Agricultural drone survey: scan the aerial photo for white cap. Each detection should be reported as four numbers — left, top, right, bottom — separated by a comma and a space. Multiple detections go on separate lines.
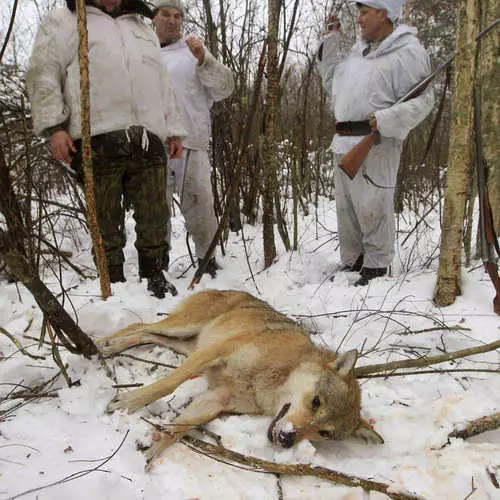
153, 0, 185, 16
358, 0, 406, 22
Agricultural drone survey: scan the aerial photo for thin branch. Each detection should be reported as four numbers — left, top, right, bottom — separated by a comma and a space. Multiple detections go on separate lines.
0, 0, 19, 63
446, 411, 500, 443
0, 327, 46, 360
181, 436, 424, 500
5, 431, 129, 500
115, 353, 179, 369
355, 338, 500, 377
394, 325, 470, 336
360, 368, 500, 379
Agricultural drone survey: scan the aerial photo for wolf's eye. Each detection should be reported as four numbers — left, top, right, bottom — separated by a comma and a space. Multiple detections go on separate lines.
312, 396, 321, 411
319, 430, 332, 438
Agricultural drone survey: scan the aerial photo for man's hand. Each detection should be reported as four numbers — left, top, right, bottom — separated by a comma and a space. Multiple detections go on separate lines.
369, 113, 378, 132
186, 37, 205, 64
49, 130, 76, 164
168, 136, 183, 159
323, 15, 341, 35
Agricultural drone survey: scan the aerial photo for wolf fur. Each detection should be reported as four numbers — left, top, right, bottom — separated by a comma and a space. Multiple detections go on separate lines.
97, 289, 383, 467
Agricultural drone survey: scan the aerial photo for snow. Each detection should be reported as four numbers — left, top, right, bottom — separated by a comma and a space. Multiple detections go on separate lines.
1, 198, 500, 500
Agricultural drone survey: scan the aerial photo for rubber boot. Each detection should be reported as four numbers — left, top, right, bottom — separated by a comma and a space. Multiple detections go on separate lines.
354, 267, 387, 287
198, 256, 220, 278
108, 263, 126, 283
330, 254, 364, 281
139, 254, 177, 298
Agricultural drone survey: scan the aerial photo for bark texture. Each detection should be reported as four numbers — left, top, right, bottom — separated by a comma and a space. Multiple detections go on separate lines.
77, 0, 111, 299
262, 0, 281, 268
478, 0, 500, 234
434, 0, 479, 307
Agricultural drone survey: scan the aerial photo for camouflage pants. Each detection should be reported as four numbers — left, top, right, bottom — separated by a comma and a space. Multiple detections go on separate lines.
71, 128, 169, 267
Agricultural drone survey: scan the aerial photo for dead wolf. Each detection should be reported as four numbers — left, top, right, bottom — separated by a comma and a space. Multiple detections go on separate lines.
97, 289, 383, 467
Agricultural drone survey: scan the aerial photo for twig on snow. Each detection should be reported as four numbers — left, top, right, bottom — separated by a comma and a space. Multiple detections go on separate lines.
181, 436, 424, 500
359, 368, 500, 379
355, 338, 500, 377
0, 327, 45, 360
445, 411, 500, 444
5, 431, 130, 500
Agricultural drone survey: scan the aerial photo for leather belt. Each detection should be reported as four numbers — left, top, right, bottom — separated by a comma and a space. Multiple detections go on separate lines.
335, 120, 372, 136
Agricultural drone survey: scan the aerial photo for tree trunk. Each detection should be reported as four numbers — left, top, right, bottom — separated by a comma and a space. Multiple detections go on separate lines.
76, 0, 111, 299
262, 0, 281, 268
203, 0, 218, 57
478, 0, 500, 234
434, 0, 479, 307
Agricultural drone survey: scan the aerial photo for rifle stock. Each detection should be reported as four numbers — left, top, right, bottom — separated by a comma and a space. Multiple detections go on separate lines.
339, 132, 379, 179
338, 19, 500, 183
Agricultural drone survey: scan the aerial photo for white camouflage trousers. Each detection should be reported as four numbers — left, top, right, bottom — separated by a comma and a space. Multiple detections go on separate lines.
334, 139, 402, 269
166, 149, 218, 259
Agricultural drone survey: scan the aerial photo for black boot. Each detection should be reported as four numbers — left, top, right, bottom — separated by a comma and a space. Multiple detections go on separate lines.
198, 256, 220, 278
330, 254, 363, 281
147, 270, 178, 298
354, 267, 387, 287
339, 254, 364, 272
139, 254, 177, 298
108, 263, 126, 283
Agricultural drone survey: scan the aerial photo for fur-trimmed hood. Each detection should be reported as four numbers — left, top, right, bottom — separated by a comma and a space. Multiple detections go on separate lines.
65, 0, 154, 19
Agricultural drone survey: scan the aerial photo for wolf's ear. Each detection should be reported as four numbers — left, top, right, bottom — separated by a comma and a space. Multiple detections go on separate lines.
329, 349, 358, 376
355, 418, 384, 444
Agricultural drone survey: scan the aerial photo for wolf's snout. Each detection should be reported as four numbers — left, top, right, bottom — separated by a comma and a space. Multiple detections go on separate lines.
277, 429, 296, 448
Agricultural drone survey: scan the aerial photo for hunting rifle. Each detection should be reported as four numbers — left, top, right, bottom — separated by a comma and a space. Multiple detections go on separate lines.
474, 86, 500, 315
339, 18, 500, 180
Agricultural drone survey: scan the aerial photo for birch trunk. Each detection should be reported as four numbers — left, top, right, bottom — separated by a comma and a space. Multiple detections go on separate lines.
434, 0, 479, 307
478, 0, 500, 234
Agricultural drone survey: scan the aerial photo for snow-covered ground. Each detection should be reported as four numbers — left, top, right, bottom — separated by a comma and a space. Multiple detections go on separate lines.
1, 197, 500, 500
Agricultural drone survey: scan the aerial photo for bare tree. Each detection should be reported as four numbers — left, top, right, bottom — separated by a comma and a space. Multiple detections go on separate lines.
434, 0, 479, 307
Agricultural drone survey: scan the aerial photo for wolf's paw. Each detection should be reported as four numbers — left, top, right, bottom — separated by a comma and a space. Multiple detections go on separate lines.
94, 337, 121, 356
106, 390, 147, 414
144, 433, 176, 471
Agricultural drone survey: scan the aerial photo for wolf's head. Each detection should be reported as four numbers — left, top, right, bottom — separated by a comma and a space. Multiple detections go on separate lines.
268, 349, 383, 448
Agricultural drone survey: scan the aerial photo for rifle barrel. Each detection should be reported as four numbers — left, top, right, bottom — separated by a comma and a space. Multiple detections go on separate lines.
397, 18, 499, 105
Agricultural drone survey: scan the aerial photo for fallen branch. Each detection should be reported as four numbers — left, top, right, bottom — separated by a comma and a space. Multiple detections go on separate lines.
355, 338, 500, 377
0, 327, 45, 360
116, 353, 179, 369
394, 325, 470, 336
111, 383, 144, 389
8, 392, 57, 400
360, 368, 500, 379
447, 411, 500, 442
181, 436, 424, 500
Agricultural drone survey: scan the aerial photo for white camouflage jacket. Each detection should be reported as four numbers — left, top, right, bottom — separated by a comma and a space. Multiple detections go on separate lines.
317, 25, 434, 154
160, 38, 234, 150
27, 6, 186, 142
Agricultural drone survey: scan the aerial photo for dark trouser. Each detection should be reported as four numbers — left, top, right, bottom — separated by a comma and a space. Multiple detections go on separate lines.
71, 128, 169, 270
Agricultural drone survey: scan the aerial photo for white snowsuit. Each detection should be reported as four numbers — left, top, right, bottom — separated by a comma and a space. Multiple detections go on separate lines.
160, 38, 234, 259
317, 25, 434, 269
26, 6, 187, 273
26, 7, 186, 142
